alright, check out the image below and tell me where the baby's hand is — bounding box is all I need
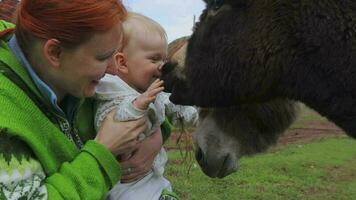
[133,79,164,110]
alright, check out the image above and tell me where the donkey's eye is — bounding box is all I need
[211,0,224,11]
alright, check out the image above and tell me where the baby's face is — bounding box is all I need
[123,31,168,92]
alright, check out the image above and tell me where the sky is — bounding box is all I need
[123,0,205,42]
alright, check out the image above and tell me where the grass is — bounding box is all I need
[164,105,356,200]
[165,138,356,200]
[290,104,329,129]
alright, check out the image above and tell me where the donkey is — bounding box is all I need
[165,37,299,178]
[164,0,356,177]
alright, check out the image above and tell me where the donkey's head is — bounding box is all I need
[163,36,299,178]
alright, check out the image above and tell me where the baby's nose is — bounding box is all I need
[158,61,165,72]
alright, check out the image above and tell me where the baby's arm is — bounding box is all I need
[133,79,164,110]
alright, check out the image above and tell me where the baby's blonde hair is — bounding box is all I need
[121,12,167,50]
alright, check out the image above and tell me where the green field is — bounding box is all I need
[164,106,356,200]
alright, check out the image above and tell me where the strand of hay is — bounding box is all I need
[175,116,195,175]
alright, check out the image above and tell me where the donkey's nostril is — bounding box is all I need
[195,147,204,162]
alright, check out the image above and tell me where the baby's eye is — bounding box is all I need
[150,57,161,63]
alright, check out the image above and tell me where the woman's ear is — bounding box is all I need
[43,39,61,68]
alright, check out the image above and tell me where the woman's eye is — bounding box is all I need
[97,56,110,61]
[97,50,116,61]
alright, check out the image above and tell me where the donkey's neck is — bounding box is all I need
[281,74,356,139]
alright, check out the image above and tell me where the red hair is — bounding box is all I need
[15,0,127,51]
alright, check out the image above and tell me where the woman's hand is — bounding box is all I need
[119,128,163,183]
[95,110,147,156]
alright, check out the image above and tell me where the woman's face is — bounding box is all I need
[55,25,122,98]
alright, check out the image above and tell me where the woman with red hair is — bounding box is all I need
[0,0,163,199]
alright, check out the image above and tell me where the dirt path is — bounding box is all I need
[277,120,344,145]
[166,119,345,150]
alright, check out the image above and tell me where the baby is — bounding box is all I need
[94,12,198,200]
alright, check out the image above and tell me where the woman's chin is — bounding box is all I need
[83,81,99,97]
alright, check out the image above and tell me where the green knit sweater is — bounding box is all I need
[0,20,120,199]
